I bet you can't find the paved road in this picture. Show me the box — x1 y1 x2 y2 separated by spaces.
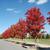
0 39 28 50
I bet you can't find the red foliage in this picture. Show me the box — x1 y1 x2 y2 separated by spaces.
47 12 50 24
48 12 50 14
2 29 11 38
26 7 45 38
15 19 27 39
2 7 45 39
47 17 50 24
2 19 27 39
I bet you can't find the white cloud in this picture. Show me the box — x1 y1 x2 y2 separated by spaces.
6 8 14 11
28 0 48 4
36 0 48 4
28 0 35 3
6 8 21 14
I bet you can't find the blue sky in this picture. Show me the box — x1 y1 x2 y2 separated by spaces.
0 0 50 34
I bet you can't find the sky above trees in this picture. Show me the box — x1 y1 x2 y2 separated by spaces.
0 0 50 34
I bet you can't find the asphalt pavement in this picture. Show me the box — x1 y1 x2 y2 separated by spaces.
0 39 28 50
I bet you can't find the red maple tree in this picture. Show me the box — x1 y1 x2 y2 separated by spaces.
47 12 50 24
2 28 11 38
15 19 27 39
26 7 45 38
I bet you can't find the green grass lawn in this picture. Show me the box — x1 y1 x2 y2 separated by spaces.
4 38 50 45
23 39 50 45
38 39 50 45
